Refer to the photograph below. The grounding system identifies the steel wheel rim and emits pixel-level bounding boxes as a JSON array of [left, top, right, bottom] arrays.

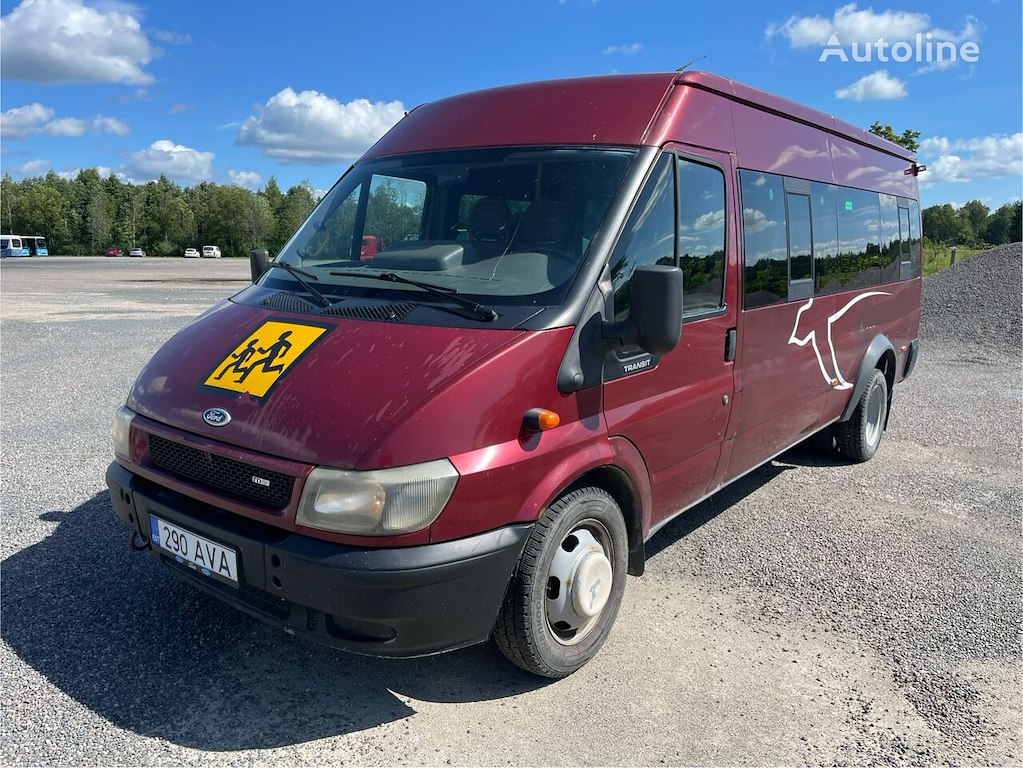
[[545, 518, 615, 646], [865, 381, 885, 448]]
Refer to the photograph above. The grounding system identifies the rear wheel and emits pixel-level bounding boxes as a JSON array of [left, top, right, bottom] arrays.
[[493, 487, 628, 678], [835, 368, 888, 462]]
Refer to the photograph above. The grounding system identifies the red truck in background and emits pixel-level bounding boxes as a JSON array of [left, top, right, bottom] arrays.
[[360, 236, 384, 259]]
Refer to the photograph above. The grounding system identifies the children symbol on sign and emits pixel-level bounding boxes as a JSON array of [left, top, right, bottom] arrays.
[[213, 339, 259, 381], [213, 331, 295, 384], [236, 330, 294, 383]]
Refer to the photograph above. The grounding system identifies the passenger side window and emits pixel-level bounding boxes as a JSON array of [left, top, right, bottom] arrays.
[[879, 194, 902, 283], [908, 199, 923, 279], [678, 158, 726, 314], [786, 192, 813, 300], [812, 183, 841, 295], [739, 171, 787, 308], [609, 154, 675, 324], [365, 174, 427, 247], [837, 188, 882, 289], [303, 183, 362, 261]]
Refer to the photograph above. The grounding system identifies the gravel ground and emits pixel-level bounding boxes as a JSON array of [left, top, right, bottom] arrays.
[[0, 253, 1020, 766]]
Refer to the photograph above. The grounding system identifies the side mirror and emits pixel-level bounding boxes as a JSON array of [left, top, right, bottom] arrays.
[[603, 264, 683, 355], [249, 249, 270, 282]]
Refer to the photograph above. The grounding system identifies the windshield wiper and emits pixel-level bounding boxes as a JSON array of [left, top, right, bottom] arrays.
[[265, 261, 332, 307], [329, 271, 497, 322]]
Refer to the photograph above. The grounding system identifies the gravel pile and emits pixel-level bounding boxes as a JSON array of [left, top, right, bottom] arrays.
[[921, 241, 1023, 351]]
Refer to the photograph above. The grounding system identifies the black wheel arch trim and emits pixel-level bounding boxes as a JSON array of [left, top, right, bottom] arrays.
[[839, 334, 896, 422]]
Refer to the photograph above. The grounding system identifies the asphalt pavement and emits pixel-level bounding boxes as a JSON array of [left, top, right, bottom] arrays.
[[1, 254, 1019, 766]]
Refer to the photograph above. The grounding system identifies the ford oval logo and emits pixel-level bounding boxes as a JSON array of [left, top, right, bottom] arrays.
[[203, 407, 232, 427]]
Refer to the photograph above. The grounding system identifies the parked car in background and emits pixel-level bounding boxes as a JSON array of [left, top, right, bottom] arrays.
[[104, 247, 122, 257], [183, 248, 200, 258], [201, 245, 222, 258], [129, 248, 146, 257]]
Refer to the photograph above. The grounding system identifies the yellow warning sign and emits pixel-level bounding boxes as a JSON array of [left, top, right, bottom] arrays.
[[204, 320, 329, 398]]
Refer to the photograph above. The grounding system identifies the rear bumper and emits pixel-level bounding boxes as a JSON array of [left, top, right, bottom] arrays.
[[107, 462, 531, 657]]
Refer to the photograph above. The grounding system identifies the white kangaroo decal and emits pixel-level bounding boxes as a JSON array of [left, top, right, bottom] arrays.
[[788, 292, 890, 390]]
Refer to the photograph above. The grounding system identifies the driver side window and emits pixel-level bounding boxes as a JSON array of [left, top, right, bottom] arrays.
[[609, 154, 676, 324]]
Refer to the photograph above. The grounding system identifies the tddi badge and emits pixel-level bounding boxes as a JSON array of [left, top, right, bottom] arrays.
[[203, 320, 330, 399]]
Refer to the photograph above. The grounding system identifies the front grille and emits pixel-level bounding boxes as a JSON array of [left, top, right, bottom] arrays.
[[320, 302, 417, 322], [147, 434, 294, 509]]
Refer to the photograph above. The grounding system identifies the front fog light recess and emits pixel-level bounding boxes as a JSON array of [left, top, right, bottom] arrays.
[[112, 406, 135, 460], [297, 459, 459, 535]]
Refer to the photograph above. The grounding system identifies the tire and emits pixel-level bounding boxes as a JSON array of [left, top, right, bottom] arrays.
[[493, 486, 629, 678], [835, 368, 888, 462]]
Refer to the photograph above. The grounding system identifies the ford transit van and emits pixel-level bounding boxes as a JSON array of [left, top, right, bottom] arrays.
[[108, 72, 922, 677]]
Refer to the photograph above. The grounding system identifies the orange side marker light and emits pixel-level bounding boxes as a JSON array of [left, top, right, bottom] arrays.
[[524, 408, 561, 432]]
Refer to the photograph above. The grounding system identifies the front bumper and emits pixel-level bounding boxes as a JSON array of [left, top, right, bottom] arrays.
[[107, 462, 531, 657]]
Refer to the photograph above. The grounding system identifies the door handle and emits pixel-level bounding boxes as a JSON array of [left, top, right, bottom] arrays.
[[725, 328, 737, 362]]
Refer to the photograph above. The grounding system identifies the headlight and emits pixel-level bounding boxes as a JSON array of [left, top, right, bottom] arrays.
[[296, 459, 459, 535], [112, 406, 135, 461]]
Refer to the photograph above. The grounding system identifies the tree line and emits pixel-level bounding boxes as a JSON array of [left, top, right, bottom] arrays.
[[1, 169, 1019, 258], [0, 170, 318, 257], [921, 199, 1021, 248]]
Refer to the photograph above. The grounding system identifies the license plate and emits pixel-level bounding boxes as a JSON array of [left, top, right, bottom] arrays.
[[149, 516, 239, 584]]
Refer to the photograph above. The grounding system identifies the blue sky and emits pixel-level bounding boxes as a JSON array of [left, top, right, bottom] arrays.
[[1, 0, 1020, 210]]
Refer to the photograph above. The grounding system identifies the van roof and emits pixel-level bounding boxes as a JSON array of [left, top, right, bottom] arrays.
[[363, 71, 913, 163]]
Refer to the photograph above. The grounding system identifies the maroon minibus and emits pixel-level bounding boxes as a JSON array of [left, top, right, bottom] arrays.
[[108, 72, 922, 678]]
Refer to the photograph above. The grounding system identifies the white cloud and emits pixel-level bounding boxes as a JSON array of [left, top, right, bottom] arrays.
[[9, 159, 51, 176], [919, 132, 1023, 185], [228, 170, 263, 189], [602, 43, 643, 55], [154, 30, 191, 45], [766, 4, 979, 47], [42, 115, 129, 136], [127, 139, 214, 183], [57, 165, 118, 180], [236, 88, 406, 165], [742, 208, 778, 234], [0, 0, 154, 85], [693, 209, 725, 232], [835, 69, 907, 100], [169, 103, 191, 115], [2, 104, 129, 138], [767, 4, 933, 47], [1, 103, 54, 139]]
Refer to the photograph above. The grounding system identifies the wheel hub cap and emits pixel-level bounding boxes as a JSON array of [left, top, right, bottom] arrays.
[[571, 551, 613, 618], [545, 523, 615, 646]]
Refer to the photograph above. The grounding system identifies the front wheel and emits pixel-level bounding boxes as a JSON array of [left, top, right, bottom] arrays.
[[493, 486, 629, 678], [835, 368, 889, 462]]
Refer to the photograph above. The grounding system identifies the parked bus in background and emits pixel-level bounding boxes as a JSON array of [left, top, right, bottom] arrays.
[[0, 235, 25, 257], [21, 236, 48, 256]]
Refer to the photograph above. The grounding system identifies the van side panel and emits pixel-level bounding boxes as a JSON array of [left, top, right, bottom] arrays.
[[646, 85, 737, 152], [820, 279, 922, 421], [732, 103, 834, 183], [727, 298, 836, 475], [829, 135, 918, 197]]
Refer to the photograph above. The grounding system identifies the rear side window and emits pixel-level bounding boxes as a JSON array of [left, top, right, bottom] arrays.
[[677, 158, 726, 314], [739, 170, 787, 308], [908, 199, 922, 278]]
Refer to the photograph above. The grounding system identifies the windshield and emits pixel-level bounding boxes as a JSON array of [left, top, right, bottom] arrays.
[[270, 147, 637, 308]]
